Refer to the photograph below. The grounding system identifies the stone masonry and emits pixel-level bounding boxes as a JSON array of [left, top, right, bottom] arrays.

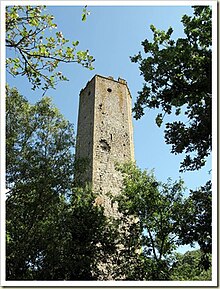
[[75, 74, 135, 217]]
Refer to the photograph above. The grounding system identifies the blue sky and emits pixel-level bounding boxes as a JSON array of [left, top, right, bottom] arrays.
[[7, 3, 211, 195]]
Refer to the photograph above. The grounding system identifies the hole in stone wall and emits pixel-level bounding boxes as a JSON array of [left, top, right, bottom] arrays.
[[99, 103, 103, 110], [88, 91, 91, 95], [107, 88, 112, 93], [99, 139, 111, 152]]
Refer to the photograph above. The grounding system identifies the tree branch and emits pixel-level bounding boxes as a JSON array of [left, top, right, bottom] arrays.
[[146, 226, 158, 261]]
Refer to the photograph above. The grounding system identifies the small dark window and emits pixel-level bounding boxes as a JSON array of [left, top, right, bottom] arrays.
[[107, 88, 112, 93], [88, 91, 91, 95], [100, 139, 111, 152]]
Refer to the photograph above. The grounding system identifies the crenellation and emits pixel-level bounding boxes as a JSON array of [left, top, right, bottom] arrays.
[[118, 77, 127, 84]]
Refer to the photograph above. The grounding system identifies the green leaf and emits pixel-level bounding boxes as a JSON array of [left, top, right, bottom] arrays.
[[72, 40, 79, 46], [82, 5, 90, 22], [82, 14, 86, 22], [155, 113, 163, 127], [6, 6, 94, 91]]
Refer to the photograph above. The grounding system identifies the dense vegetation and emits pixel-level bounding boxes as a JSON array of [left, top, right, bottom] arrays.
[[6, 86, 117, 280], [6, 88, 211, 280], [109, 163, 211, 280]]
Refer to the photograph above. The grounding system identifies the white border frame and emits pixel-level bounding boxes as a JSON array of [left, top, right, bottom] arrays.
[[1, 0, 218, 287]]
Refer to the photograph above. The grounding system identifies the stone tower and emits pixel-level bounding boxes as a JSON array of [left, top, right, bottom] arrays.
[[75, 75, 134, 217]]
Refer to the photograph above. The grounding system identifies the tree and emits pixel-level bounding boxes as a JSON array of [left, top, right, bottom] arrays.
[[110, 163, 212, 280], [6, 85, 74, 279], [6, 86, 116, 280], [6, 5, 94, 92], [131, 6, 211, 172], [171, 250, 211, 280], [111, 163, 187, 280], [130, 6, 212, 273], [177, 181, 212, 270]]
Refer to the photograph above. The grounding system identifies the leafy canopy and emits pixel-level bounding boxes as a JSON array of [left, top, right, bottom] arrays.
[[178, 180, 212, 270], [171, 250, 211, 281], [111, 163, 186, 280], [6, 88, 212, 280], [110, 163, 212, 280], [131, 6, 212, 171], [6, 5, 94, 92], [6, 86, 116, 280]]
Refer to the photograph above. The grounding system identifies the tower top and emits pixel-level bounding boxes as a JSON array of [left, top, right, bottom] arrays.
[[81, 74, 132, 98]]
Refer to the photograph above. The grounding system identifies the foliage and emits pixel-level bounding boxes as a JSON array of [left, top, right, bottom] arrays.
[[110, 163, 212, 280], [6, 5, 94, 92], [5, 87, 213, 280], [6, 86, 116, 280], [111, 163, 186, 280], [6, 85, 75, 193], [131, 6, 212, 171], [171, 250, 211, 280], [82, 5, 90, 22], [177, 180, 212, 270]]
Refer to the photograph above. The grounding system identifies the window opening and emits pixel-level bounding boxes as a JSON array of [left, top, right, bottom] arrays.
[[99, 139, 111, 152]]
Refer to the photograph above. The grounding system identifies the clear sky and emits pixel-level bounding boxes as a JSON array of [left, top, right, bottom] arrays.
[[7, 3, 212, 196]]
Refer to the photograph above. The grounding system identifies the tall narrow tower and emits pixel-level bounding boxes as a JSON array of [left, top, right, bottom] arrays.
[[75, 75, 134, 217]]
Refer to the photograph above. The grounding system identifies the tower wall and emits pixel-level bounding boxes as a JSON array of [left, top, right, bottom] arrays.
[[75, 75, 134, 216], [75, 78, 95, 184]]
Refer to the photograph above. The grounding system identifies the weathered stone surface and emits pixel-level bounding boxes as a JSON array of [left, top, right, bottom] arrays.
[[75, 75, 135, 217]]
